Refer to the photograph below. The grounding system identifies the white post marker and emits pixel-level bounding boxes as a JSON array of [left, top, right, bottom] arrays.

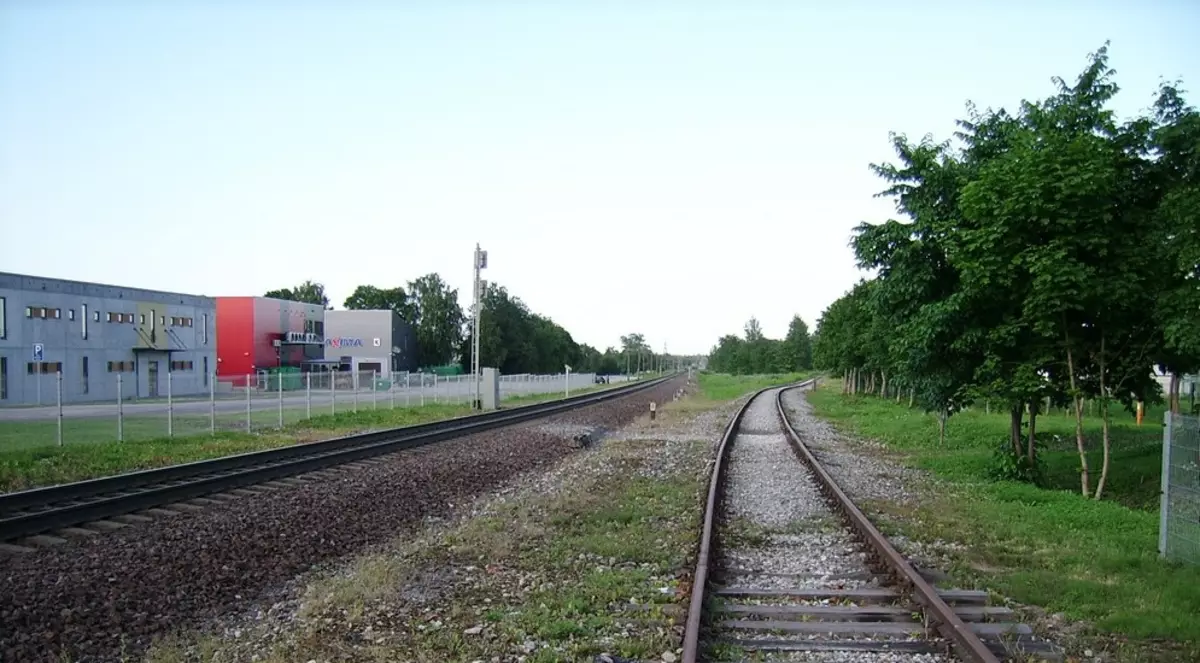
[[210, 371, 216, 435], [353, 370, 359, 413], [245, 374, 252, 433], [331, 370, 337, 415], [117, 373, 124, 442], [389, 372, 395, 409], [649, 400, 657, 421], [167, 371, 174, 438], [56, 370, 63, 447], [373, 370, 379, 410], [565, 365, 571, 399], [405, 372, 411, 407], [277, 372, 284, 429], [305, 371, 312, 420]]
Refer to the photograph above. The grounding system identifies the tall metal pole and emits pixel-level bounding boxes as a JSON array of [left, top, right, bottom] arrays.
[[473, 244, 483, 409]]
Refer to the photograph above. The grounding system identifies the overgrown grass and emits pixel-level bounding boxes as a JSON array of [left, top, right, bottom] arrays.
[[0, 383, 623, 493], [698, 372, 811, 401], [808, 384, 1200, 659]]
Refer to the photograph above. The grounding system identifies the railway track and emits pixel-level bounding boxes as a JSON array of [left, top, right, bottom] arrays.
[[681, 382, 1062, 663], [0, 375, 673, 546]]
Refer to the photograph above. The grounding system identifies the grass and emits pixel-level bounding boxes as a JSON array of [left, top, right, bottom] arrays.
[[807, 382, 1200, 661], [142, 390, 712, 662], [0, 382, 626, 493], [698, 372, 811, 400]]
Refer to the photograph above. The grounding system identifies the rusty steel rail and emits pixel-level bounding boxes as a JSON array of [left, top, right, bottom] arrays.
[[773, 384, 1001, 663], [680, 380, 813, 663]]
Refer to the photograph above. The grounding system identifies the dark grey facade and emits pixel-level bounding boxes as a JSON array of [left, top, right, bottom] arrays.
[[0, 272, 217, 405], [323, 310, 419, 374]]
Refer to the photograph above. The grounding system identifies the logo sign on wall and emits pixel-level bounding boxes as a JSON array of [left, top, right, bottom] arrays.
[[326, 337, 365, 348]]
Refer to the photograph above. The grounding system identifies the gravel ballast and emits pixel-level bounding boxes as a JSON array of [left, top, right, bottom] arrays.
[[716, 386, 950, 663], [0, 379, 682, 663]]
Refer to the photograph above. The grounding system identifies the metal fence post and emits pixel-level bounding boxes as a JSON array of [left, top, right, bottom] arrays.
[[210, 371, 216, 435], [433, 374, 438, 404], [389, 371, 395, 409], [117, 373, 124, 442], [332, 370, 337, 416], [353, 371, 359, 413], [405, 372, 411, 407], [420, 373, 425, 407], [56, 371, 64, 446], [245, 374, 252, 433], [373, 370, 379, 410], [277, 372, 284, 429], [306, 372, 312, 420], [1160, 411, 1174, 557], [167, 371, 174, 438]]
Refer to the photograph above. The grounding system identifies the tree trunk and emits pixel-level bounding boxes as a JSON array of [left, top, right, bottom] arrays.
[[896, 386, 902, 404], [938, 409, 948, 445], [881, 372, 889, 399], [1010, 406, 1023, 457], [1027, 402, 1038, 464], [1169, 373, 1182, 414], [1095, 334, 1111, 501], [908, 386, 915, 408], [1066, 341, 1091, 497]]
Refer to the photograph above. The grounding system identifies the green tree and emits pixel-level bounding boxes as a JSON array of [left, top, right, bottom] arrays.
[[343, 285, 413, 320], [264, 280, 330, 308], [406, 273, 465, 368], [781, 316, 813, 371]]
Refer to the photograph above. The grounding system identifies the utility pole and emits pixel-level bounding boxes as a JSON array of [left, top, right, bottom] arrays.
[[472, 243, 488, 409]]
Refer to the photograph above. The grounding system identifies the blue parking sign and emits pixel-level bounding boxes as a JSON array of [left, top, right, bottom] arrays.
[[33, 343, 44, 361]]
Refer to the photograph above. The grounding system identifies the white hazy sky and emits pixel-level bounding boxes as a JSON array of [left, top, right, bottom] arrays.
[[1, 1, 1197, 355]]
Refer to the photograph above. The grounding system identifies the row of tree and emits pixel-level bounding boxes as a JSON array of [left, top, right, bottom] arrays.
[[810, 45, 1199, 501], [708, 316, 813, 374], [264, 277, 684, 376]]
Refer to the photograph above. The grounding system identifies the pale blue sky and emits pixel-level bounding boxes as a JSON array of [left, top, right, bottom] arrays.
[[1, 1, 1196, 355]]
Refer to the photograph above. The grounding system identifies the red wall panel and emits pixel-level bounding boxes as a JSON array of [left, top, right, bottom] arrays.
[[215, 297, 256, 378]]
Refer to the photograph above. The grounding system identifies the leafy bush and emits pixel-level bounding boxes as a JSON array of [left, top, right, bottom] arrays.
[[986, 433, 1049, 485]]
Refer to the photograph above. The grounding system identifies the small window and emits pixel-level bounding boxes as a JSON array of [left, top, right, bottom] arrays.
[[51, 308, 61, 319], [106, 312, 115, 323], [202, 313, 209, 344], [160, 316, 165, 326], [93, 311, 100, 322], [81, 356, 89, 394], [139, 314, 146, 325], [0, 356, 7, 400], [68, 309, 75, 321], [203, 356, 209, 386], [0, 296, 6, 339], [82, 304, 88, 339], [25, 307, 32, 318]]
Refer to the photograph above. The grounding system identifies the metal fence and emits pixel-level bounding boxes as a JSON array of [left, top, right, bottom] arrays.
[[1161, 412, 1200, 566], [0, 370, 613, 452]]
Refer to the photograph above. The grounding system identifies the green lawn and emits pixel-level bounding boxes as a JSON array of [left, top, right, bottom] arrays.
[[807, 385, 1200, 660], [0, 382, 628, 493], [698, 372, 811, 400]]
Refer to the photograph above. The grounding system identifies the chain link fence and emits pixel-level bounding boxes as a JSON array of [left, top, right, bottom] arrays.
[[0, 370, 614, 451], [1161, 412, 1200, 566]]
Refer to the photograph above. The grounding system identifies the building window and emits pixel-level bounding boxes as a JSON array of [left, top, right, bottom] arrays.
[[160, 316, 165, 326], [139, 314, 146, 325], [0, 297, 5, 339], [202, 314, 209, 344], [106, 360, 134, 373], [150, 311, 156, 332], [82, 304, 88, 339], [203, 356, 209, 385], [68, 309, 75, 321], [24, 306, 60, 320], [0, 357, 7, 400], [170, 360, 195, 371], [27, 361, 63, 374], [92, 311, 99, 322], [82, 356, 89, 394]]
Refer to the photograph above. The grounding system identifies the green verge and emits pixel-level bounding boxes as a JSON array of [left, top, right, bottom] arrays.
[[0, 383, 623, 493], [806, 386, 1200, 660], [698, 372, 811, 400]]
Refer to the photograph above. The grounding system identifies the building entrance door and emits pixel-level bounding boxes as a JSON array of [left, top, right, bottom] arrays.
[[148, 360, 160, 398]]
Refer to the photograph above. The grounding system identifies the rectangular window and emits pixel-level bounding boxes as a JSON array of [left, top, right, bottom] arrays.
[[27, 361, 62, 374], [203, 314, 209, 344], [82, 356, 89, 394], [0, 357, 7, 400], [203, 356, 209, 385], [139, 314, 145, 325], [51, 308, 61, 319], [82, 304, 88, 339], [93, 311, 99, 322], [68, 309, 75, 321], [0, 296, 5, 339], [25, 306, 32, 318], [106, 360, 134, 373], [150, 311, 156, 332], [106, 312, 115, 323]]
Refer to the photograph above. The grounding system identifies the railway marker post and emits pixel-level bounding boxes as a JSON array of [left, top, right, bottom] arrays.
[[56, 370, 63, 446], [277, 372, 284, 429], [117, 374, 124, 442], [210, 371, 216, 435], [245, 375, 252, 433], [649, 401, 656, 421], [167, 372, 174, 438]]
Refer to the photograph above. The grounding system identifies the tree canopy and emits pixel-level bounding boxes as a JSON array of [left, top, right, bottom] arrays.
[[810, 44, 1200, 499], [708, 315, 815, 375], [264, 280, 330, 308]]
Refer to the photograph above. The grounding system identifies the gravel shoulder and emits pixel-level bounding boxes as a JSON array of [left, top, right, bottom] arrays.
[[0, 379, 684, 663], [140, 378, 742, 662]]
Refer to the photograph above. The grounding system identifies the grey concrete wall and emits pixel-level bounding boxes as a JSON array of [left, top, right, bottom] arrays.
[[0, 272, 216, 405]]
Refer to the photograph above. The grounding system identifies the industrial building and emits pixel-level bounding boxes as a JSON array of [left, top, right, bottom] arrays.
[[323, 309, 419, 375], [0, 271, 217, 405], [214, 296, 326, 383]]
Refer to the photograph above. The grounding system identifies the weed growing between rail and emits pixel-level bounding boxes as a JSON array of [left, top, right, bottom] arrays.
[[0, 384, 624, 493], [806, 383, 1200, 661]]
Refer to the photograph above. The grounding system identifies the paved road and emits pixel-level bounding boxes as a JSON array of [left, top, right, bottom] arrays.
[[0, 375, 619, 422]]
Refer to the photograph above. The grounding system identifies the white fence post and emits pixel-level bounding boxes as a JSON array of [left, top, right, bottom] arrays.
[[332, 370, 337, 415], [245, 374, 252, 433], [306, 372, 312, 420], [277, 372, 284, 429], [389, 371, 395, 409], [167, 371, 174, 438], [210, 371, 216, 435], [56, 371, 63, 447], [373, 370, 379, 410], [405, 372, 411, 407], [420, 374, 425, 407], [353, 371, 359, 413], [117, 373, 124, 442]]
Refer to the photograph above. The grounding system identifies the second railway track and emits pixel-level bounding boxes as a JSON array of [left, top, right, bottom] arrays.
[[682, 382, 1062, 663]]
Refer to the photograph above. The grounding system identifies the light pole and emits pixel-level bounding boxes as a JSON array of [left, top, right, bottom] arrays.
[[472, 243, 488, 409]]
